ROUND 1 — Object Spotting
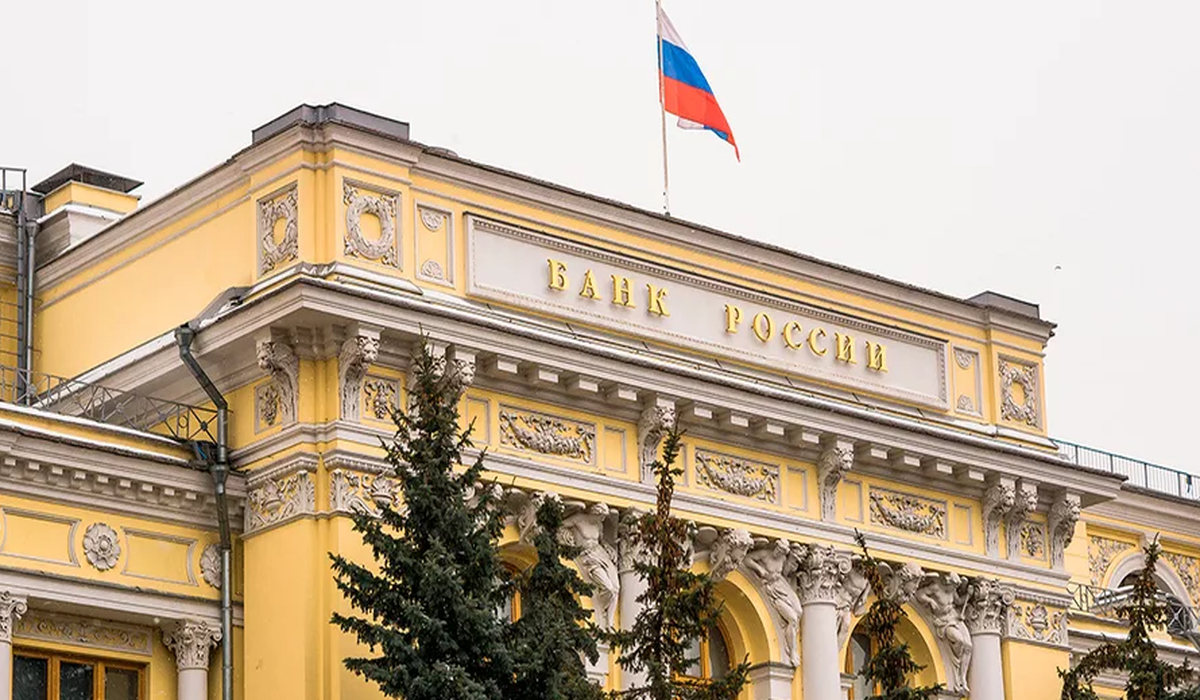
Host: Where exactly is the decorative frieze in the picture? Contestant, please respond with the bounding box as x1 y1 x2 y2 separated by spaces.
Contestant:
499 407 596 466
328 469 398 517
0 591 27 643
338 329 381 422
244 463 316 533
638 403 676 483
742 539 802 665
818 440 854 523
16 610 152 656
999 358 1039 427
1089 535 1135 585
256 338 299 425
82 522 121 571
1005 481 1038 561
982 480 1015 559
1162 551 1200 607
1047 493 1080 569
693 450 779 503
1018 521 1047 560
162 619 221 671
343 180 400 266
1005 600 1067 647
199 544 221 589
867 487 947 539
258 185 299 274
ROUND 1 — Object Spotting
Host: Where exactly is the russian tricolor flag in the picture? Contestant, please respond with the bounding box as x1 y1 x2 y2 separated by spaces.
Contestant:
658 6 739 160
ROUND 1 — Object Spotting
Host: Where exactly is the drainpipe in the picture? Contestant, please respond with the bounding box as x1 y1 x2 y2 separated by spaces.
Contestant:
176 324 233 700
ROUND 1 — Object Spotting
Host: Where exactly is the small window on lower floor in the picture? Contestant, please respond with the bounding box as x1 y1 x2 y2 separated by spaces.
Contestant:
14 651 143 700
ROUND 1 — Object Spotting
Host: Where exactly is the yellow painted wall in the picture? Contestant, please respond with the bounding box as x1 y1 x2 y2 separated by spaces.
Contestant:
1004 641 1069 700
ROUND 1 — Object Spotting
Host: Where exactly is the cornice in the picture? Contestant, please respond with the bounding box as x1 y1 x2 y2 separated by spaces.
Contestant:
1088 490 1200 538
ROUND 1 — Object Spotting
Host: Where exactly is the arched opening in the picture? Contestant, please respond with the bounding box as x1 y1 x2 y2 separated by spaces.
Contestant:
1117 571 1194 636
843 614 940 698
682 619 735 680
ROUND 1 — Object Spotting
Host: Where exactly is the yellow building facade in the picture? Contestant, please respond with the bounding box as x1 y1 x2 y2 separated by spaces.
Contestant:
0 104 1195 700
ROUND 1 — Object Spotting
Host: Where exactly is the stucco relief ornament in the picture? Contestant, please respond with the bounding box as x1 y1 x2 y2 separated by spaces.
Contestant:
1089 536 1133 585
82 523 121 571
1019 522 1046 559
742 539 802 666
363 378 398 420
708 528 753 582
500 410 595 463
199 544 221 589
420 208 445 231
256 382 282 428
419 259 445 281
1006 601 1066 645
1005 483 1038 561
259 187 298 274
999 359 1039 426
694 452 778 503
914 572 972 693
637 404 676 483
162 619 222 672
246 471 316 532
817 441 854 522
561 501 620 629
338 333 380 422
963 577 1015 636
0 591 28 643
256 339 299 424
954 348 974 370
982 482 1015 559
868 490 946 538
1048 493 1081 570
343 181 399 266
837 559 871 651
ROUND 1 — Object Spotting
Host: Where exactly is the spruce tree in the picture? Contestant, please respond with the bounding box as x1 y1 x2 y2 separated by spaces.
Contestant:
329 342 512 700
853 531 943 700
508 494 605 700
1060 538 1200 700
604 429 750 700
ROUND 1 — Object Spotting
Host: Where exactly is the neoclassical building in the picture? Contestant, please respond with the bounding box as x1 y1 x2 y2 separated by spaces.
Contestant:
0 104 1196 700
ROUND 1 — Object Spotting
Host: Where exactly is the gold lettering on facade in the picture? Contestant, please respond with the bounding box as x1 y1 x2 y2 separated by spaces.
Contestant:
646 284 670 316
724 305 742 334
783 321 803 349
866 341 888 372
835 333 856 364
547 259 568 291
611 276 635 307
808 328 827 356
752 313 774 342
579 269 601 300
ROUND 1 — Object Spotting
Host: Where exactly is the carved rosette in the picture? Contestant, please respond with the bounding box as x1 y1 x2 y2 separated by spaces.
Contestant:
343 181 399 266
329 469 398 517
256 338 299 425
245 468 316 533
1005 600 1068 647
694 450 779 503
258 186 299 274
637 404 676 483
1005 482 1038 561
1048 493 1081 570
982 481 1015 558
339 332 381 422
999 358 1039 427
162 619 222 671
817 441 854 522
867 488 947 538
82 522 121 571
0 591 28 643
199 544 221 589
499 408 596 465
795 544 852 605
708 528 753 582
963 578 1015 635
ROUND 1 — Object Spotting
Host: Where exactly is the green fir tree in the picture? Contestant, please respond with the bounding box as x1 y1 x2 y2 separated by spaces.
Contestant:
1060 538 1200 700
329 342 512 700
853 531 943 700
604 429 750 700
508 493 605 700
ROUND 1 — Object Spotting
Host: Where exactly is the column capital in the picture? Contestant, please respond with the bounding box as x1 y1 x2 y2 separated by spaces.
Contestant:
795 544 852 605
162 619 221 671
964 578 1015 636
0 591 27 643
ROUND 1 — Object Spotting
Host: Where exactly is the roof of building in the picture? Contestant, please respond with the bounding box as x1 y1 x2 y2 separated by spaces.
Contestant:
33 163 143 195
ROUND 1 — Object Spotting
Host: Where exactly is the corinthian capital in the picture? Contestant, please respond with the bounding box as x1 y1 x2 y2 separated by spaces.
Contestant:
963 578 1015 635
795 544 852 605
162 619 222 671
0 591 28 643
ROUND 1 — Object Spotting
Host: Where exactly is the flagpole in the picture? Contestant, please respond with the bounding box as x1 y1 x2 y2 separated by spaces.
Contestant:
656 0 671 216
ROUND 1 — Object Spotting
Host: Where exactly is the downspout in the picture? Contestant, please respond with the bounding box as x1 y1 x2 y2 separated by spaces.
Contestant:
176 324 233 700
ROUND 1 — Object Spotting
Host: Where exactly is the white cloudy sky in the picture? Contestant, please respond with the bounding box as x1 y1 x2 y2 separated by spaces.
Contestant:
5 1 1198 472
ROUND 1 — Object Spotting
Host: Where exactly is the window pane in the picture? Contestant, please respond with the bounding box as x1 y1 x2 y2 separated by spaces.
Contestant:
104 668 139 700
14 655 49 700
59 661 95 700
707 624 730 679
682 636 702 677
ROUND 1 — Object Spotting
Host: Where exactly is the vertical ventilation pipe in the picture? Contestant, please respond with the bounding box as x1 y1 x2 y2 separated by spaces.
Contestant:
176 324 233 700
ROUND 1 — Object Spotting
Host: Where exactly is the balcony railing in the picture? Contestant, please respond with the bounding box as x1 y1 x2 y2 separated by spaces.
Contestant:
1055 439 1199 501
1068 582 1197 637
0 366 217 444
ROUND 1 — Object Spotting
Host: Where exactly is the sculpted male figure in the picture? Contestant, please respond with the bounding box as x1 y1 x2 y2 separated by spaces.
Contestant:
742 539 802 665
562 502 620 629
914 572 973 692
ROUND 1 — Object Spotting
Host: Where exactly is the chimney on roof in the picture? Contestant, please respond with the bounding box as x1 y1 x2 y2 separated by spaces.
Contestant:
33 164 142 260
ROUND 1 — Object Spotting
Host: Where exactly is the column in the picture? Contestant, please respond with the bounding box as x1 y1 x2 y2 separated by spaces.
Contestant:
617 508 648 690
163 619 222 700
963 579 1014 700
0 591 28 700
795 545 851 700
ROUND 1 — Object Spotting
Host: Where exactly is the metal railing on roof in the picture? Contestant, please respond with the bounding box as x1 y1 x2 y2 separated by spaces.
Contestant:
1068 581 1198 637
0 365 217 443
1055 439 1199 501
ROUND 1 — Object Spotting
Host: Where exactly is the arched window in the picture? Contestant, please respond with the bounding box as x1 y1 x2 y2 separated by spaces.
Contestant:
681 622 732 680
846 631 875 699
1118 572 1193 635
